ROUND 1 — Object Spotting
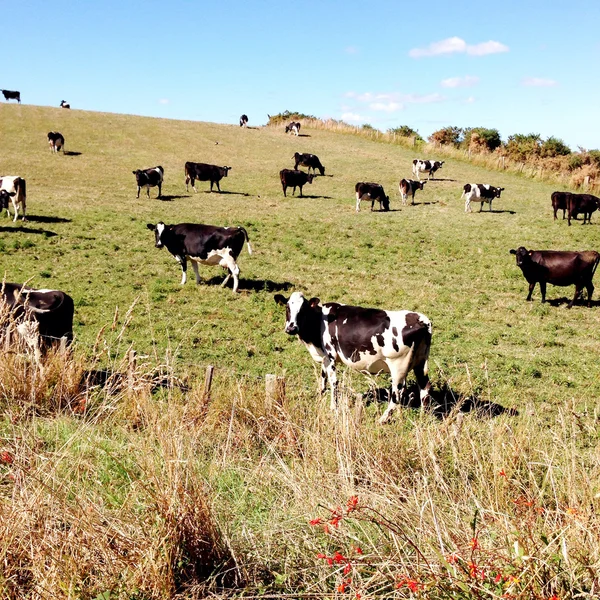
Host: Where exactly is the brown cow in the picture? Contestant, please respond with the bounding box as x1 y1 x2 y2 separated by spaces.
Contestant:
567 193 600 226
551 191 571 221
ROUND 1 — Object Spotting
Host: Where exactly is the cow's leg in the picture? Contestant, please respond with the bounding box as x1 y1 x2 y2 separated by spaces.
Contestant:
157 182 162 198
282 184 287 197
322 354 337 410
411 193 415 206
216 181 221 193
299 185 304 198
176 255 187 285
191 261 201 285
479 201 483 212
539 280 547 303
136 186 141 199
568 284 581 309
292 186 297 196
465 197 471 213
526 282 536 301
414 361 432 409
218 252 240 292
587 280 595 307
320 363 328 395
146 186 150 198
356 193 361 212
562 209 566 220
379 362 410 424
489 200 493 212
12 201 19 222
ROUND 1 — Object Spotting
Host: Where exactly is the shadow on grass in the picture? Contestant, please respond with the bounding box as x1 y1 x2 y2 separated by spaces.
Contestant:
478 209 516 215
25 215 71 224
0 225 57 236
427 178 457 182
205 276 293 292
64 150 82 156
298 195 334 200
83 369 190 394
202 190 251 196
158 195 189 201
545 296 600 308
297 134 311 138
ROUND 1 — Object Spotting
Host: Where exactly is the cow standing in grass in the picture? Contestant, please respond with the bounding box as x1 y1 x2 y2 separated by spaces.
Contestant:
0 176 26 221
47 132 64 153
399 179 425 206
185 162 231 193
280 169 314 197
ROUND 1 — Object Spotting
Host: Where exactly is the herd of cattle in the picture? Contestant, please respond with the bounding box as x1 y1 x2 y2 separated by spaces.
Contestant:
1 105 600 421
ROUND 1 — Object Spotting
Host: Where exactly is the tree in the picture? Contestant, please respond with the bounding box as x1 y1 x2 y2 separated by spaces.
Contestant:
387 125 423 141
462 127 502 152
428 126 462 147
540 136 571 158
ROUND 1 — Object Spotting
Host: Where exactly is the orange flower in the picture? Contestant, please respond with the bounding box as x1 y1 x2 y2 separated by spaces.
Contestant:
445 552 459 564
346 495 359 512
353 546 363 555
309 518 323 526
396 576 420 592
494 574 504 584
337 583 347 593
343 563 352 575
498 469 507 477
470 537 480 550
0 451 13 464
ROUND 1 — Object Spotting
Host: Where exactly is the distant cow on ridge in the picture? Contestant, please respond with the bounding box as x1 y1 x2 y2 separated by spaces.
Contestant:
293 152 325 175
133 166 164 198
239 114 248 127
285 122 301 136
60 100 70 109
1 90 20 103
47 132 65 153
185 162 231 193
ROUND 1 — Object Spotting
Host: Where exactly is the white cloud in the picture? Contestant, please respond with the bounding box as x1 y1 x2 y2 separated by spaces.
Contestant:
158 98 170 105
346 91 445 105
440 75 480 88
341 112 368 122
409 36 508 58
521 77 558 87
465 96 475 104
369 101 404 112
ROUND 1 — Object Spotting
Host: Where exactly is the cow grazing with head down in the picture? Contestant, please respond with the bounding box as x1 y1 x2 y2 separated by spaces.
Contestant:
1 90 20 103
274 292 432 423
185 162 231 193
285 122 301 136
412 159 444 181
293 152 325 176
133 166 164 198
47 131 64 153
60 100 70 109
399 179 426 206
567 193 600 226
280 169 314 197
552 191 571 221
147 222 252 292
239 114 248 127
0 176 26 221
462 183 505 212
355 182 389 212
509 247 600 308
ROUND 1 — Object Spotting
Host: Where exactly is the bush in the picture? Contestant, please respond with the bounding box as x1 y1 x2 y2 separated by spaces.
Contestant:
428 126 462 147
568 154 584 171
462 128 502 153
541 136 571 158
361 124 375 131
505 133 542 161
267 111 316 126
387 125 423 141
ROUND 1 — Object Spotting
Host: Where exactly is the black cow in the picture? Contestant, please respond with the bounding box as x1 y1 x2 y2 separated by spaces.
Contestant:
185 162 231 193
47 131 65 153
399 179 426 205
280 169 314 197
274 292 432 423
60 100 70 109
285 122 301 136
509 247 600 308
462 183 505 212
293 152 325 176
239 114 248 127
567 193 600 226
355 182 389 212
1 90 20 103
146 222 252 293
412 159 444 181
552 191 571 220
133 166 164 198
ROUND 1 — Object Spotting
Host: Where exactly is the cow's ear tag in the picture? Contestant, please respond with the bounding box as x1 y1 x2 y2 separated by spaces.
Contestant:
528 251 532 255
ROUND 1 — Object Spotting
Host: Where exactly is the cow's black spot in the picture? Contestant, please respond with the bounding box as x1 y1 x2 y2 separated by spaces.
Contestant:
392 327 398 337
402 312 430 349
392 337 399 352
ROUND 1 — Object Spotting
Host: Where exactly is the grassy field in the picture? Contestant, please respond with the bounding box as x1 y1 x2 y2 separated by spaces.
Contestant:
1 104 600 599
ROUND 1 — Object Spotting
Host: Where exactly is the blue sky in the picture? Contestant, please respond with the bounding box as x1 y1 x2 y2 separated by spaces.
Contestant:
4 0 599 149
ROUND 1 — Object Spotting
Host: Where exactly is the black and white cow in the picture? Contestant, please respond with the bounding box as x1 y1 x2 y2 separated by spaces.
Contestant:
355 182 389 212
1 90 20 103
399 179 426 206
274 292 432 423
133 166 164 198
412 159 444 181
60 100 70 109
280 169 314 197
146 222 252 293
462 183 505 212
293 152 325 176
239 114 248 127
0 176 26 221
285 122 301 136
185 162 231 193
47 131 65 153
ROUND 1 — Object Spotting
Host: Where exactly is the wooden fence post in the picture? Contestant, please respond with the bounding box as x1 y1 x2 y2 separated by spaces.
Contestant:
265 374 286 410
203 365 214 401
584 175 591 189
127 348 137 389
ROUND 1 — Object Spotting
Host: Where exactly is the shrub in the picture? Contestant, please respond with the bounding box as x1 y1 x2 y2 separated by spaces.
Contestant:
387 125 423 141
541 136 571 158
267 111 316 126
428 126 462 147
505 133 542 161
361 124 375 131
462 128 502 153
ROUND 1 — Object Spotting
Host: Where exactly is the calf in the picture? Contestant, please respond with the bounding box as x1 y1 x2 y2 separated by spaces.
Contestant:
60 100 70 109
355 182 389 212
1 90 20 103
412 159 444 181
133 166 164 198
285 122 301 136
462 183 505 212
47 131 65 153
239 114 248 127
147 222 252 292
567 193 600 226
274 292 432 423
552 191 571 221
293 152 325 176
185 162 231 193
0 176 26 221
509 247 600 308
399 179 426 206
280 169 314 197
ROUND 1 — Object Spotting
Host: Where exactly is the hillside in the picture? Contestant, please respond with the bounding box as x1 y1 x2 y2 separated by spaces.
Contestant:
0 104 599 599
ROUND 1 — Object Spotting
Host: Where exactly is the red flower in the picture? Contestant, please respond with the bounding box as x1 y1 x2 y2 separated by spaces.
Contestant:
446 552 459 564
353 546 363 555
494 573 504 584
0 451 13 464
317 553 327 559
547 596 560 600
396 576 420 592
323 525 331 534
346 495 359 512
470 537 480 550
498 469 507 477
343 563 352 575
327 558 334 566
337 583 346 593
330 515 342 527
310 518 323 526
333 551 346 564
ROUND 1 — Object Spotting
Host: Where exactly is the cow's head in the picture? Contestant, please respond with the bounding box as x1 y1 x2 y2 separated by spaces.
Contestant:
495 187 505 198
133 170 147 185
434 161 444 170
417 181 426 190
307 174 314 184
317 164 325 176
381 196 390 211
509 246 531 267
222 166 232 177
274 292 320 335
147 222 168 248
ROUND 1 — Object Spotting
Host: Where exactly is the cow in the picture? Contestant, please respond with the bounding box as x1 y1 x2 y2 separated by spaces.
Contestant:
552 191 571 221
285 122 301 136
274 292 432 423
60 100 70 109
399 179 426 206
1 90 20 103
293 152 325 176
280 169 314 197
0 176 26 221
47 131 65 153
133 166 164 198
239 114 248 127
146 222 252 293
509 247 600 308
412 159 444 181
462 183 505 212
185 162 231 193
355 182 389 212
567 193 600 226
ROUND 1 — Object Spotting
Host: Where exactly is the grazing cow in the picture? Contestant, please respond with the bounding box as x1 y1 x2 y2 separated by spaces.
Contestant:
185 162 231 193
146 222 252 293
285 122 301 136
274 292 432 423
133 166 164 198
0 176 26 221
280 169 314 197
293 152 325 176
355 182 389 212
567 193 600 226
399 179 426 206
47 131 65 153
239 114 248 127
509 247 600 308
462 183 505 212
60 100 70 109
551 191 571 221
412 159 444 181
1 90 20 103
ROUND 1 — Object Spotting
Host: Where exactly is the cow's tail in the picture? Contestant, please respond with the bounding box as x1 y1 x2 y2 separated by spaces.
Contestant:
17 178 26 206
592 254 600 279
240 227 253 255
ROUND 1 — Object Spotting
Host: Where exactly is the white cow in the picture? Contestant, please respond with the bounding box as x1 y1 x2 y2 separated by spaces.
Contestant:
0 176 26 221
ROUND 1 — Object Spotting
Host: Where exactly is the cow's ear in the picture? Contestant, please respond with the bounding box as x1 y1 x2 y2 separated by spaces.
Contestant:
146 224 156 231
528 251 532 255
132 171 136 175
308 297 320 308
274 294 288 306
509 249 516 255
